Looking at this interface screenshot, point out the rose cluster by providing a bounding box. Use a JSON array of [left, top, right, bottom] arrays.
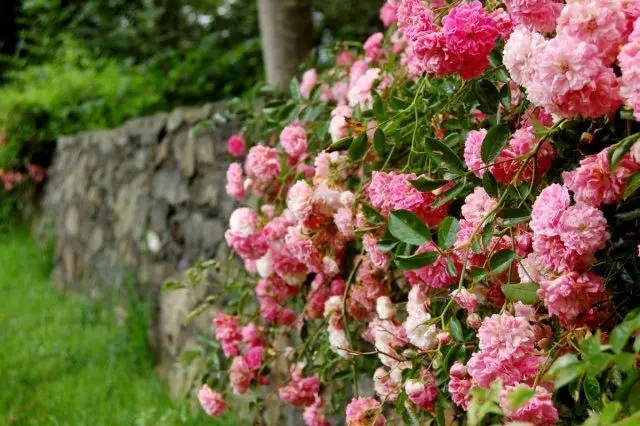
[[194, 1, 640, 425]]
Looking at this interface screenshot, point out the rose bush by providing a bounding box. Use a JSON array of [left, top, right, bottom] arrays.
[[179, 1, 640, 424]]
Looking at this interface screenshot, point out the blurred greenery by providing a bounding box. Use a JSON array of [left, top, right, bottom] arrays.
[[0, 226, 236, 425], [0, 0, 381, 221]]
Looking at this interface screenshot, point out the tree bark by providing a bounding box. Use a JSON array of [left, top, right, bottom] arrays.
[[257, 0, 314, 90]]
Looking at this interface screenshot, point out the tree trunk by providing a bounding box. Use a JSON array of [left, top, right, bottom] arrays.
[[257, 0, 314, 90]]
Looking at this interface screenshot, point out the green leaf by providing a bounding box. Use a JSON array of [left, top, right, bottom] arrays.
[[163, 280, 186, 290], [373, 128, 386, 154], [616, 208, 640, 221], [529, 114, 548, 138], [501, 282, 540, 304], [585, 352, 614, 377], [611, 411, 640, 426], [616, 352, 635, 372], [609, 133, 640, 171], [377, 239, 398, 254], [410, 177, 449, 192], [348, 132, 367, 161], [499, 207, 531, 227], [481, 124, 510, 164], [470, 266, 488, 282], [449, 317, 464, 342], [425, 138, 465, 175], [583, 376, 601, 410], [395, 251, 439, 270], [388, 210, 431, 246], [621, 107, 636, 120], [507, 386, 535, 411], [328, 136, 352, 152], [489, 249, 516, 274], [362, 203, 384, 224], [610, 322, 634, 354], [431, 181, 468, 209], [373, 92, 388, 121], [482, 171, 498, 197], [437, 217, 460, 249], [289, 78, 301, 100], [547, 354, 585, 389], [601, 402, 622, 424], [580, 333, 601, 356], [499, 82, 512, 109], [473, 80, 500, 115], [402, 408, 421, 426], [624, 172, 640, 200], [481, 220, 495, 249]]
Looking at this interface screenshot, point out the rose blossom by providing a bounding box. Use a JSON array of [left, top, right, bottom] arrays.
[[538, 271, 607, 326], [380, 2, 398, 28], [345, 397, 385, 426], [563, 148, 640, 207], [244, 144, 281, 185], [501, 385, 559, 425], [225, 163, 245, 200], [300, 68, 318, 99], [364, 32, 384, 63], [227, 134, 245, 157], [504, 0, 563, 33], [197, 384, 226, 417], [405, 369, 438, 412], [280, 120, 308, 161]]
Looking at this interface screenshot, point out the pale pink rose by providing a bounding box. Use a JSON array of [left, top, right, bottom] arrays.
[[380, 2, 398, 28], [450, 288, 478, 313], [563, 148, 640, 207], [229, 356, 254, 395], [504, 0, 564, 33], [280, 120, 307, 160], [329, 105, 352, 142], [364, 32, 384, 63], [213, 313, 242, 357], [278, 367, 320, 407], [461, 187, 497, 224], [373, 367, 402, 403], [197, 384, 226, 417], [348, 68, 382, 110], [345, 397, 385, 426], [503, 25, 548, 86], [556, 0, 626, 65], [448, 362, 474, 410], [225, 163, 245, 200], [464, 129, 487, 177], [287, 180, 314, 222], [501, 385, 559, 425], [405, 370, 438, 412], [337, 50, 355, 67], [538, 271, 607, 326], [300, 68, 318, 99], [244, 144, 281, 185]]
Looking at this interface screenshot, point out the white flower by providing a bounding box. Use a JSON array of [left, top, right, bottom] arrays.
[[376, 296, 395, 320], [146, 231, 162, 253]]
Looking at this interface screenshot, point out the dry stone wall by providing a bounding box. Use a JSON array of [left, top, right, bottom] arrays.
[[41, 102, 239, 396]]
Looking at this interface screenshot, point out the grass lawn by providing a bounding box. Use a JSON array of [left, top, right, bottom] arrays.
[[0, 227, 232, 425]]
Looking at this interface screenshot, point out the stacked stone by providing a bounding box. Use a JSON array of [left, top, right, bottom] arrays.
[[41, 102, 239, 395]]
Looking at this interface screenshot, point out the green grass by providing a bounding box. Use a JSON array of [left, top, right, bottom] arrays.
[[0, 227, 231, 425]]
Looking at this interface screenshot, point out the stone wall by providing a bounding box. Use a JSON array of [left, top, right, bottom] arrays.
[[41, 102, 239, 396]]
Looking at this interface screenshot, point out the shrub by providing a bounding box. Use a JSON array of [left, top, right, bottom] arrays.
[[0, 42, 163, 214], [176, 1, 640, 425]]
